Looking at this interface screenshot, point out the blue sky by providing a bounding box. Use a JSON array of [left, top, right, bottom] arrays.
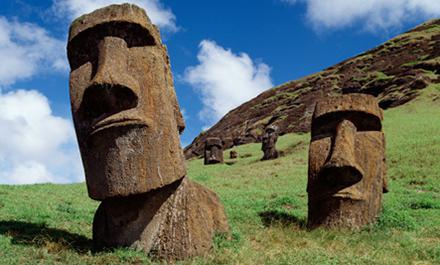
[[0, 0, 439, 184]]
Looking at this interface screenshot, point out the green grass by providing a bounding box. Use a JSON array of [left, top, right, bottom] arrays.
[[1, 88, 440, 264], [352, 71, 394, 83]]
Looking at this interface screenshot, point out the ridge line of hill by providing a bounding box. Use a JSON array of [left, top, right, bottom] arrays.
[[184, 19, 440, 159]]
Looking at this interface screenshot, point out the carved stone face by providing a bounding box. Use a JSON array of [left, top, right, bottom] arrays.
[[204, 137, 224, 165], [307, 94, 386, 229], [261, 125, 279, 161], [67, 4, 186, 200], [262, 126, 278, 150]]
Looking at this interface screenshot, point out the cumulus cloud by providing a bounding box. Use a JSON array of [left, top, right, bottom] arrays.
[[0, 89, 83, 184], [0, 17, 82, 184], [52, 0, 177, 31], [283, 0, 440, 32], [0, 17, 68, 86], [184, 40, 273, 126]]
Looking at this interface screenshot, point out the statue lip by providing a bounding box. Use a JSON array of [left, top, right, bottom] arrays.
[[309, 188, 364, 202], [88, 114, 148, 138], [331, 189, 364, 201]]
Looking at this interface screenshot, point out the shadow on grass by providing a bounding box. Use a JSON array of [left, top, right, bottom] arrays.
[[259, 210, 306, 228], [0, 220, 92, 254]]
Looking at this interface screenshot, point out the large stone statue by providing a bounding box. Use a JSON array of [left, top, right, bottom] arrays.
[[204, 137, 224, 164], [307, 94, 388, 229], [67, 4, 228, 260], [261, 125, 279, 161]]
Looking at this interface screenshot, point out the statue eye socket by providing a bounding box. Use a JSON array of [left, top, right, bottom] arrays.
[[68, 21, 156, 71], [311, 111, 382, 140]]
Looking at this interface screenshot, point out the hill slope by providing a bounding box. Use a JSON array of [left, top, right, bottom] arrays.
[[185, 19, 440, 159], [0, 86, 439, 264]]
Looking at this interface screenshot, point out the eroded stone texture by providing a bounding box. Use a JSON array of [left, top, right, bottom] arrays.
[[307, 93, 388, 229], [204, 137, 224, 164], [222, 137, 234, 150], [261, 125, 279, 161], [68, 4, 185, 200], [93, 177, 229, 260], [67, 4, 228, 260]]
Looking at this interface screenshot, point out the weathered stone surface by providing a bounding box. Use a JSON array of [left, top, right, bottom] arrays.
[[67, 4, 229, 260], [230, 150, 238, 159], [307, 94, 388, 229], [93, 177, 229, 261], [68, 3, 186, 200], [204, 137, 224, 164], [222, 137, 234, 150], [233, 134, 257, 146], [261, 125, 279, 161]]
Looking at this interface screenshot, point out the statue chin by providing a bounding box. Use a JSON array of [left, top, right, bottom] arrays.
[[83, 124, 152, 200]]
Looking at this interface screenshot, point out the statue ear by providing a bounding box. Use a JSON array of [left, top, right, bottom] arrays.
[[162, 50, 185, 135]]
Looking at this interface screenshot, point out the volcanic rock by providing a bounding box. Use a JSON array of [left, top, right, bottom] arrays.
[[185, 20, 440, 159]]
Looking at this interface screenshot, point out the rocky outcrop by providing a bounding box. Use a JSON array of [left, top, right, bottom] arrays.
[[185, 19, 440, 159]]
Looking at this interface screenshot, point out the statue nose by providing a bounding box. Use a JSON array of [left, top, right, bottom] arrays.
[[81, 37, 140, 122], [319, 119, 364, 187], [90, 36, 140, 95]]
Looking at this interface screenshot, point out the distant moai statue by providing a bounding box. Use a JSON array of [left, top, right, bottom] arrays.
[[67, 4, 228, 260], [230, 150, 238, 159], [307, 94, 388, 229], [261, 125, 279, 161], [204, 137, 224, 164]]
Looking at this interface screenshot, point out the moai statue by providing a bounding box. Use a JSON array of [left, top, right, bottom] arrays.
[[230, 150, 238, 159], [261, 125, 279, 161], [307, 94, 388, 229], [204, 137, 224, 164], [67, 4, 228, 260]]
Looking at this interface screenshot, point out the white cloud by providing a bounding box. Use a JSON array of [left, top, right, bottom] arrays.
[[0, 17, 82, 184], [0, 89, 83, 184], [0, 17, 68, 87], [184, 40, 273, 126], [283, 0, 440, 32], [52, 0, 177, 32]]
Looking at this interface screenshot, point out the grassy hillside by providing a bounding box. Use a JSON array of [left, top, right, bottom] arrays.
[[1, 86, 440, 264], [185, 19, 440, 159]]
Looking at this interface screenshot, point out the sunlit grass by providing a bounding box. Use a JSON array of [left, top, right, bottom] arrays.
[[0, 87, 439, 264]]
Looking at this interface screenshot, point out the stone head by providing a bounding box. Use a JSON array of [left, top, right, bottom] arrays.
[[261, 125, 279, 161], [204, 137, 224, 164], [67, 4, 186, 200], [262, 125, 278, 149], [307, 93, 386, 228]]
